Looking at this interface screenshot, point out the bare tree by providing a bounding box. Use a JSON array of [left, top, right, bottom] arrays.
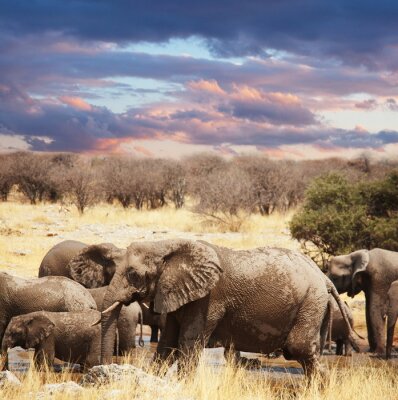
[[194, 164, 255, 231], [0, 155, 14, 201], [64, 161, 99, 214], [10, 152, 54, 204]]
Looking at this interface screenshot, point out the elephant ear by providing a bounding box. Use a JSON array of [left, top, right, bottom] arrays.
[[351, 250, 370, 295], [153, 240, 222, 313], [67, 243, 124, 288], [26, 316, 55, 348]]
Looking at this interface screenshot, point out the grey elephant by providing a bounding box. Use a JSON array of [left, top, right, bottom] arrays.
[[38, 240, 120, 287], [2, 310, 101, 370], [141, 302, 166, 343], [0, 272, 96, 344], [89, 286, 143, 354], [327, 299, 354, 356], [327, 248, 398, 355], [99, 240, 358, 379], [39, 240, 160, 341], [386, 280, 398, 359]]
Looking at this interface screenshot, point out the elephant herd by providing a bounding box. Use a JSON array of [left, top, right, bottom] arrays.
[[0, 239, 397, 380]]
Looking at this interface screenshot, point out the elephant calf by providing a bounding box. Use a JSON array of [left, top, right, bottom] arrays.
[[2, 310, 101, 370], [386, 280, 398, 359], [328, 299, 354, 356]]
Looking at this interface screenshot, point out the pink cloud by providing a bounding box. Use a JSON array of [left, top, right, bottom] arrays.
[[59, 96, 92, 111]]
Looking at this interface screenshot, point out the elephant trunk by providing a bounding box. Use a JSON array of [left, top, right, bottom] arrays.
[[101, 274, 123, 364]]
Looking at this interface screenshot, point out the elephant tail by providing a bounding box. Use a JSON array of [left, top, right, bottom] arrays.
[[329, 284, 363, 353], [328, 298, 333, 353], [138, 307, 145, 348]]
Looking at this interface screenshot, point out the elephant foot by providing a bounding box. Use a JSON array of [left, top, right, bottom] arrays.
[[236, 356, 261, 369]]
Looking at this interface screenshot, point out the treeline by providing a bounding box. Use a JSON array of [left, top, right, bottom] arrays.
[[0, 152, 396, 222]]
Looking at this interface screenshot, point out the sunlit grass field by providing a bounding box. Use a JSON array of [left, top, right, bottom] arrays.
[[0, 200, 396, 399]]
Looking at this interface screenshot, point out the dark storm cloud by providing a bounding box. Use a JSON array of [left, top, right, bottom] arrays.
[[1, 1, 398, 65]]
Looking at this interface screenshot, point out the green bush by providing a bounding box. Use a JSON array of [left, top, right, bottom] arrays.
[[290, 172, 398, 268]]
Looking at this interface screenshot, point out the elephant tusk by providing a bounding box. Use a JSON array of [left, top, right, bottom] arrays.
[[91, 316, 102, 326], [102, 301, 121, 314], [142, 303, 149, 309]]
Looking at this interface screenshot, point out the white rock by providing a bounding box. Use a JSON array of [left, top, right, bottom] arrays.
[[43, 381, 83, 395], [0, 370, 21, 388]]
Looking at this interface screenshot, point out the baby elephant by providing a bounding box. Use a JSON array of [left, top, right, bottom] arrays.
[[328, 299, 355, 356], [2, 310, 101, 370], [386, 280, 398, 359]]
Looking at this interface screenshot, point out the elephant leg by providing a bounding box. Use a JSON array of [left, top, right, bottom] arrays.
[[150, 325, 160, 343], [34, 341, 55, 370], [365, 292, 376, 352], [386, 312, 397, 360], [86, 335, 101, 370], [153, 314, 180, 373], [344, 340, 353, 357], [368, 293, 387, 355], [283, 296, 326, 380], [335, 339, 343, 355]]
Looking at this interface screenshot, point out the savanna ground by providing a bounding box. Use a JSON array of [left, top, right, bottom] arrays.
[[1, 198, 398, 399]]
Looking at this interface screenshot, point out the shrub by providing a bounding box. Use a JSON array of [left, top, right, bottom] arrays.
[[290, 172, 398, 268]]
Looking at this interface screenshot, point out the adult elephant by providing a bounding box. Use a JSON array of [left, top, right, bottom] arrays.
[[99, 240, 358, 378], [39, 240, 160, 341], [38, 240, 121, 288], [327, 248, 398, 355], [0, 272, 96, 344]]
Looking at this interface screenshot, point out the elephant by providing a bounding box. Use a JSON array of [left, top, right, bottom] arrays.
[[99, 239, 358, 379], [327, 248, 398, 355], [38, 240, 121, 288], [39, 240, 160, 341], [140, 302, 166, 343], [2, 310, 101, 370], [0, 272, 96, 345], [386, 280, 398, 359], [89, 286, 143, 354], [326, 299, 354, 356]]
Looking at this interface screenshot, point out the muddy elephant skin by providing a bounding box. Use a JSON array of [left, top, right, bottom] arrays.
[[39, 240, 160, 341], [386, 280, 398, 359], [2, 310, 101, 369], [327, 248, 398, 354], [89, 286, 142, 354], [0, 272, 96, 344], [100, 239, 357, 378], [38, 240, 123, 288], [141, 302, 166, 343]]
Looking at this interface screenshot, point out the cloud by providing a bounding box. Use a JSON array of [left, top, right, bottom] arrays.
[[59, 96, 92, 111], [1, 1, 398, 66]]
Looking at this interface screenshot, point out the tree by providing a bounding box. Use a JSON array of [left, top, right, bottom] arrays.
[[0, 155, 14, 201], [290, 172, 398, 269], [64, 162, 99, 214], [194, 164, 255, 231]]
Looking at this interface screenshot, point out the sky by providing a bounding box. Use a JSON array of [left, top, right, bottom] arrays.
[[1, 1, 398, 160]]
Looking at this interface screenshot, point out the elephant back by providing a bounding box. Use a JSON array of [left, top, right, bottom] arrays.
[[39, 240, 86, 278]]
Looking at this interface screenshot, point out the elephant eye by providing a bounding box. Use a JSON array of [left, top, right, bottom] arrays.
[[127, 268, 139, 284]]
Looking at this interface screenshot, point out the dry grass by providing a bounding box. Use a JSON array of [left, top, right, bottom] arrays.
[[0, 200, 396, 398], [1, 353, 398, 400]]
